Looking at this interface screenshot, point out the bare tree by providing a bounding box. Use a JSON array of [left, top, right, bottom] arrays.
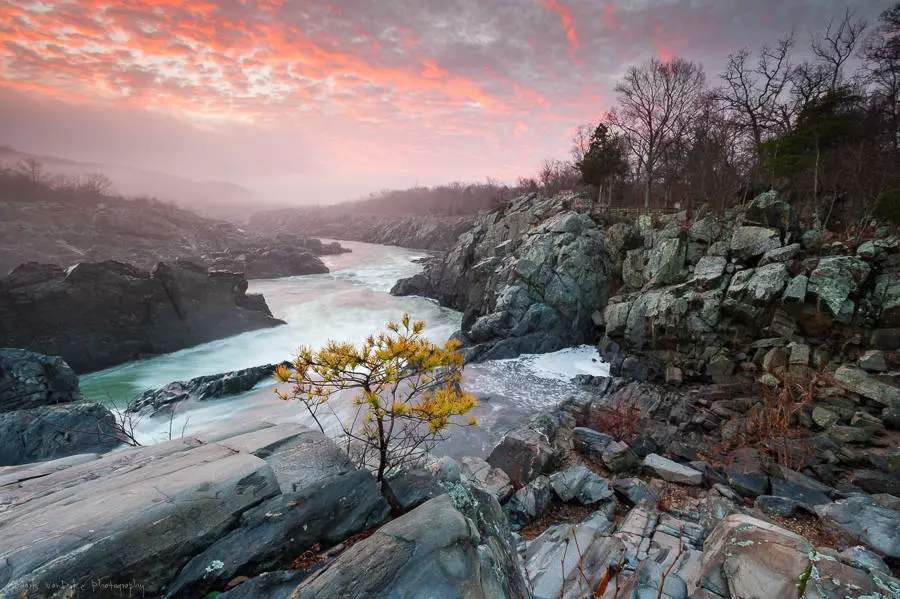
[[79, 172, 114, 196], [717, 35, 796, 152], [608, 57, 706, 208], [17, 158, 45, 184], [812, 8, 868, 92], [570, 122, 595, 167]]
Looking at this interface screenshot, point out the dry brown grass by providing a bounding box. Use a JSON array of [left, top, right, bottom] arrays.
[[714, 374, 819, 470]]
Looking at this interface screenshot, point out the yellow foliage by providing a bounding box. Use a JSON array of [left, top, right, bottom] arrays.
[[276, 314, 477, 481]]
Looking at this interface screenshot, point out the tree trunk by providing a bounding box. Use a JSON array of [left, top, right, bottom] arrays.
[[644, 178, 651, 209]]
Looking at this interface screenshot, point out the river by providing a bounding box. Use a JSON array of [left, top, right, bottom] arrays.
[[80, 241, 608, 458]]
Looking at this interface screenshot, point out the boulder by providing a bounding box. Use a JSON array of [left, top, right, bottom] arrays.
[[0, 403, 122, 467], [744, 190, 798, 234], [127, 363, 287, 417], [872, 272, 900, 327], [292, 485, 530, 598], [0, 348, 82, 412], [647, 237, 688, 285], [487, 428, 557, 488], [722, 263, 791, 320], [0, 260, 284, 373], [383, 468, 447, 512], [642, 454, 703, 486], [759, 243, 802, 266], [698, 514, 889, 599], [548, 466, 613, 505], [730, 226, 781, 261], [807, 256, 871, 323], [690, 256, 727, 289], [833, 364, 900, 406], [459, 456, 513, 502], [613, 477, 659, 506], [504, 475, 552, 526], [816, 495, 900, 558], [859, 350, 888, 372]]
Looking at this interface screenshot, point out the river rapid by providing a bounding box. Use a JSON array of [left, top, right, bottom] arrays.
[[81, 241, 608, 458]]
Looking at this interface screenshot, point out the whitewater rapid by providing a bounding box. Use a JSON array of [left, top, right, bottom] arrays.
[[80, 241, 608, 457]]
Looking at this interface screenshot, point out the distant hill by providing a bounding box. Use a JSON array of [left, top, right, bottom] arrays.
[[0, 147, 281, 222]]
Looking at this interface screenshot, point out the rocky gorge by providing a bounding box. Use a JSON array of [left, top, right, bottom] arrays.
[[2, 189, 900, 598]]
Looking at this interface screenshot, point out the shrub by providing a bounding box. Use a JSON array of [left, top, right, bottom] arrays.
[[276, 314, 477, 482]]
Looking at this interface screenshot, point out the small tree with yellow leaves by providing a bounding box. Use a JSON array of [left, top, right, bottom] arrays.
[[275, 314, 477, 483]]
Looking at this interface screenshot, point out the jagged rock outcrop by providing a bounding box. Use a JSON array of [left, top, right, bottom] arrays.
[[601, 191, 900, 381], [248, 211, 475, 251], [0, 348, 122, 467], [127, 363, 289, 417], [393, 194, 612, 360], [0, 260, 284, 373], [0, 348, 82, 412]]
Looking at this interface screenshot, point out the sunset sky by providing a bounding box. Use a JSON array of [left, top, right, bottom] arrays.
[[0, 0, 891, 204]]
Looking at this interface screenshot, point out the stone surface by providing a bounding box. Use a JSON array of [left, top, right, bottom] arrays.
[[643, 454, 703, 486], [393, 195, 612, 361], [459, 455, 514, 502], [0, 402, 122, 467], [504, 475, 551, 526], [0, 422, 317, 597], [524, 512, 623, 599], [699, 514, 888, 599], [729, 226, 781, 261], [548, 466, 613, 505], [0, 348, 82, 412], [0, 260, 284, 373], [487, 427, 557, 488], [293, 485, 530, 599], [833, 364, 900, 406], [167, 468, 390, 597], [816, 495, 900, 558], [754, 495, 801, 517]]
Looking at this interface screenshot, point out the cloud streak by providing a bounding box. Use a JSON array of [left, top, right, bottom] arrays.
[[0, 0, 894, 203]]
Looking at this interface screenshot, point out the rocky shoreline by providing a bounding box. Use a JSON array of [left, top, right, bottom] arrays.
[[2, 190, 900, 597]]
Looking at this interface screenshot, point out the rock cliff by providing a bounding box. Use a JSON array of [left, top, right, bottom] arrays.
[[0, 260, 284, 373], [392, 193, 612, 360]]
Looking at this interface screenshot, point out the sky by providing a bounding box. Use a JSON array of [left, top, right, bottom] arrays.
[[0, 0, 893, 204]]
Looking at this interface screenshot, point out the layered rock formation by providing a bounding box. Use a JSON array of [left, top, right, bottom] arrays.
[[0, 422, 530, 599], [250, 210, 475, 251], [392, 193, 612, 360], [0, 260, 284, 373], [0, 349, 122, 466], [600, 191, 900, 382], [127, 362, 289, 417]]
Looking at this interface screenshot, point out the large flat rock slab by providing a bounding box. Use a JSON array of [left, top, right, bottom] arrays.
[[0, 421, 344, 598]]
